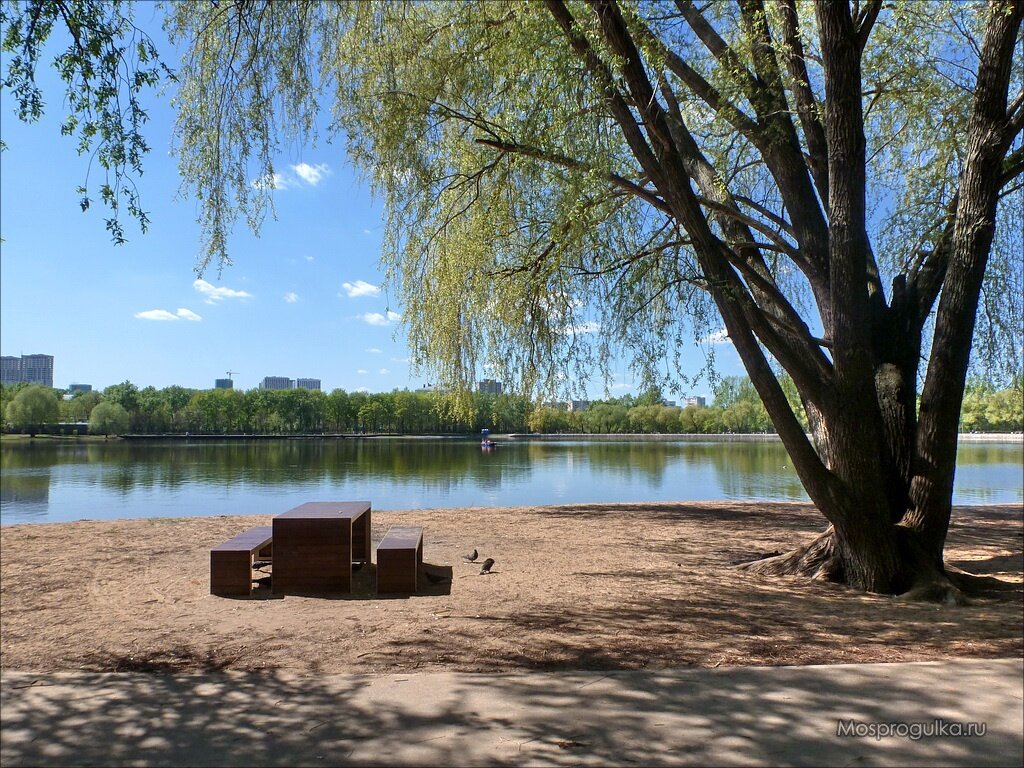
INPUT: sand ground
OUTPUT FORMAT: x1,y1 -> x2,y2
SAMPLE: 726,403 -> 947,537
1,501 -> 1021,674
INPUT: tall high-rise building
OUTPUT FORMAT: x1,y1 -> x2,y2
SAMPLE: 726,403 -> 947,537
1,356 -> 20,386
260,376 -> 293,390
68,384 -> 93,393
477,378 -> 503,395
0,354 -> 54,387
295,378 -> 321,391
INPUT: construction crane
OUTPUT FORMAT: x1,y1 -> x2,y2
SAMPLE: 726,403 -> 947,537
226,370 -> 239,382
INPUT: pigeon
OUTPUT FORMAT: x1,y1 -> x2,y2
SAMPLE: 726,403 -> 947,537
424,570 -> 450,585
479,558 -> 495,575
462,548 -> 478,562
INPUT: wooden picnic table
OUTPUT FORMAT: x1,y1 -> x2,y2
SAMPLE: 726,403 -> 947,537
272,501 -> 371,595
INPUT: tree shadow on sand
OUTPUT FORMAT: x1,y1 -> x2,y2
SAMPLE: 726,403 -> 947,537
2,660 -> 1021,767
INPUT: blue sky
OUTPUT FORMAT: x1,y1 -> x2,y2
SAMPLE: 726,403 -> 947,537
0,12 -> 740,397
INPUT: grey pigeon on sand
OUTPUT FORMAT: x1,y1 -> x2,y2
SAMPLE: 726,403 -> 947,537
462,548 -> 478,562
479,558 -> 495,575
424,570 -> 450,584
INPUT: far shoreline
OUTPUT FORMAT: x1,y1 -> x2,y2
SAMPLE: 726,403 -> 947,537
2,431 -> 1021,443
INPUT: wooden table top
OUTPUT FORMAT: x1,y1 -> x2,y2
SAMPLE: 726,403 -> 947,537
276,501 -> 371,520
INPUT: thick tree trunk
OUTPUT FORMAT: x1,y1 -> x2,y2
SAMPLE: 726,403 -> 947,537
546,0 -> 1021,597
743,1 -> 1022,597
738,524 -> 978,605
902,0 -> 1021,561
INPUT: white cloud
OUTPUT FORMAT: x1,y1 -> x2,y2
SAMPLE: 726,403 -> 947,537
359,310 -> 401,326
194,279 -> 252,304
558,321 -> 602,335
253,163 -> 331,190
305,256 -> 315,262
356,387 -> 369,393
357,369 -> 368,375
391,356 -> 410,364
701,328 -> 732,345
366,347 -> 382,354
292,162 -> 331,186
378,368 -> 390,375
363,229 -> 372,235
252,172 -> 290,191
135,308 -> 202,322
284,292 -> 299,304
611,382 -> 633,391
341,280 -> 381,298
135,309 -> 178,321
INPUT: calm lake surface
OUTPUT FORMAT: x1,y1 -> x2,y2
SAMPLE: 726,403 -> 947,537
1,438 -> 1021,525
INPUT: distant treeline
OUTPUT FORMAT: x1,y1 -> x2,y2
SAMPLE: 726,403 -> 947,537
1,376 -> 1021,436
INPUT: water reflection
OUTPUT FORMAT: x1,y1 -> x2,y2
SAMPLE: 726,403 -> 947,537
1,438 -> 1020,524
0,467 -> 50,519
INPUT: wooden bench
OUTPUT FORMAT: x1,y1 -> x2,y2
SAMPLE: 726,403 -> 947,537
376,526 -> 423,594
210,526 -> 273,596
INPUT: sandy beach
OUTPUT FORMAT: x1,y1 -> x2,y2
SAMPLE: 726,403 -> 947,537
1,501 -> 1021,675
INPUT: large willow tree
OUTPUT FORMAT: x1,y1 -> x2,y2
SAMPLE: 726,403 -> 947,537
7,1 -> 1020,596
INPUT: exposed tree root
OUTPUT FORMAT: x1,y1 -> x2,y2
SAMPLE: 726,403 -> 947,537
736,528 -> 844,583
944,564 -> 1023,596
735,527 -> 1021,605
897,574 -> 969,606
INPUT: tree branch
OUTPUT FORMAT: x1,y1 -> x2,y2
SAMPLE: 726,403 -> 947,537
647,32 -> 762,137
656,75 -> 833,398
855,0 -> 882,52
734,194 -> 796,235
816,0 -> 876,368
777,0 -> 829,205
676,0 -> 831,290
675,0 -> 760,100
543,0 -> 666,190
474,137 -> 670,215
1006,90 -> 1024,139
1001,144 -> 1024,186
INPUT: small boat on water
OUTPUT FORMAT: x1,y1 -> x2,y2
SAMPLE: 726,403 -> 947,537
481,439 -> 497,448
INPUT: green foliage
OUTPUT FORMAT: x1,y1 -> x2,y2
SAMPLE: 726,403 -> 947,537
88,401 -> 129,436
103,380 -> 140,412
7,375 -> 1015,436
960,380 -> 1023,432
528,406 -> 578,434
4,384 -> 59,435
0,382 -> 30,423
165,0 -> 1022,405
0,0 -> 173,243
62,390 -> 102,422
712,376 -> 771,432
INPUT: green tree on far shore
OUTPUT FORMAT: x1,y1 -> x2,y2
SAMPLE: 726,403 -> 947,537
88,401 -> 130,437
5,385 -> 59,437
63,390 -> 102,422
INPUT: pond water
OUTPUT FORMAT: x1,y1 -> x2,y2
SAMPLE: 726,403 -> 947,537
1,438 -> 1021,524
